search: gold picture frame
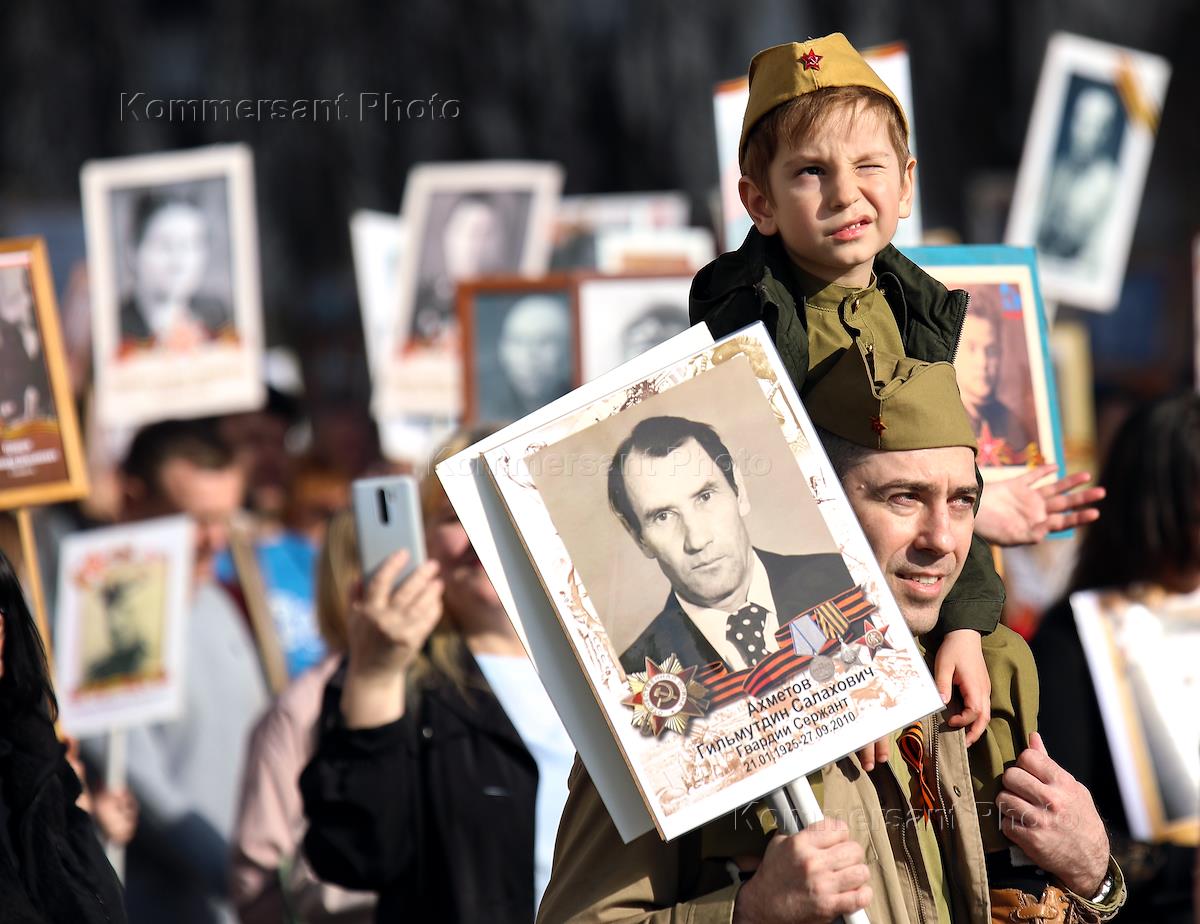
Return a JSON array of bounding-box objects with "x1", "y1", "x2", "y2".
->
[{"x1": 0, "y1": 236, "x2": 89, "y2": 510}]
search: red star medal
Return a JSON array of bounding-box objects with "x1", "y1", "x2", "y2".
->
[
  {"x1": 975, "y1": 421, "x2": 1013, "y2": 467},
  {"x1": 622, "y1": 655, "x2": 711, "y2": 737},
  {"x1": 799, "y1": 48, "x2": 823, "y2": 70},
  {"x1": 854, "y1": 621, "x2": 895, "y2": 660}
]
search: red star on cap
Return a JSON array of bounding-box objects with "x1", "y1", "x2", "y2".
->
[
  {"x1": 799, "y1": 48, "x2": 823, "y2": 70},
  {"x1": 870, "y1": 415, "x2": 887, "y2": 435}
]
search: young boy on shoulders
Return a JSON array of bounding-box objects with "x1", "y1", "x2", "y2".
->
[{"x1": 691, "y1": 33, "x2": 998, "y2": 755}]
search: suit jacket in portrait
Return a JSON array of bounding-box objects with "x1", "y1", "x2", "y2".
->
[{"x1": 619, "y1": 549, "x2": 853, "y2": 674}]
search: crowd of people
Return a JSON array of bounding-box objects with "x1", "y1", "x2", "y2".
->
[{"x1": 0, "y1": 29, "x2": 1195, "y2": 924}]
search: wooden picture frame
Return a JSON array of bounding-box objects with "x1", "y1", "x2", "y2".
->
[
  {"x1": 0, "y1": 237, "x2": 89, "y2": 510},
  {"x1": 457, "y1": 274, "x2": 580, "y2": 424}
]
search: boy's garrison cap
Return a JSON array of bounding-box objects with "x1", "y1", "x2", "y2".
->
[
  {"x1": 807, "y1": 345, "x2": 978, "y2": 453},
  {"x1": 740, "y1": 33, "x2": 910, "y2": 161}
]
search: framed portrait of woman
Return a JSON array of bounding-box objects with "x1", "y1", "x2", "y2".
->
[
  {"x1": 81, "y1": 144, "x2": 265, "y2": 426},
  {"x1": 0, "y1": 237, "x2": 88, "y2": 510}
]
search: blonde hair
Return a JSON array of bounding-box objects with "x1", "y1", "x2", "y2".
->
[
  {"x1": 741, "y1": 86, "x2": 910, "y2": 203},
  {"x1": 315, "y1": 509, "x2": 358, "y2": 653},
  {"x1": 408, "y1": 424, "x2": 502, "y2": 696}
]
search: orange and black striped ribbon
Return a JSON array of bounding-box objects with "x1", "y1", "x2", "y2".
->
[
  {"x1": 898, "y1": 721, "x2": 938, "y2": 824},
  {"x1": 694, "y1": 585, "x2": 876, "y2": 706}
]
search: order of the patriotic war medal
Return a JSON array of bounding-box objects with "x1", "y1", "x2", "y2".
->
[{"x1": 622, "y1": 654, "x2": 711, "y2": 737}]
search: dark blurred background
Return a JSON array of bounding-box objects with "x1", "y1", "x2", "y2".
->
[{"x1": 1, "y1": 0, "x2": 1196, "y2": 422}]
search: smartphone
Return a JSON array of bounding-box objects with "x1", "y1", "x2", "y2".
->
[{"x1": 351, "y1": 475, "x2": 426, "y2": 591}]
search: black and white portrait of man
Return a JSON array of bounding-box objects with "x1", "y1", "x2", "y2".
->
[
  {"x1": 468, "y1": 289, "x2": 575, "y2": 421},
  {"x1": 1034, "y1": 76, "x2": 1125, "y2": 272},
  {"x1": 606, "y1": 415, "x2": 852, "y2": 674}
]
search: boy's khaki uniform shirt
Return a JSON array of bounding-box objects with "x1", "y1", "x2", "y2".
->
[{"x1": 795, "y1": 268, "x2": 907, "y2": 384}]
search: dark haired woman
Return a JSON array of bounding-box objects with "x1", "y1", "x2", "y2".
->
[
  {"x1": 118, "y1": 192, "x2": 233, "y2": 355},
  {"x1": 0, "y1": 550, "x2": 128, "y2": 923},
  {"x1": 1032, "y1": 392, "x2": 1200, "y2": 923}
]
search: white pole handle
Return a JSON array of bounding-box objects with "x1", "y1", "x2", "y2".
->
[
  {"x1": 762, "y1": 781, "x2": 871, "y2": 924},
  {"x1": 104, "y1": 729, "x2": 127, "y2": 882}
]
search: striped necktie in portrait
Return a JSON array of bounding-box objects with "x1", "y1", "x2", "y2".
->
[{"x1": 898, "y1": 721, "x2": 938, "y2": 824}]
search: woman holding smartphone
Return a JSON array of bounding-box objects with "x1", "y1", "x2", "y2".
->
[{"x1": 301, "y1": 429, "x2": 575, "y2": 924}]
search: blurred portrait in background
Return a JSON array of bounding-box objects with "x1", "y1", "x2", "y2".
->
[
  {"x1": 619, "y1": 302, "x2": 690, "y2": 363},
  {"x1": 954, "y1": 283, "x2": 1037, "y2": 463},
  {"x1": 83, "y1": 578, "x2": 151, "y2": 686},
  {"x1": 462, "y1": 284, "x2": 577, "y2": 422},
  {"x1": 1035, "y1": 76, "x2": 1125, "y2": 272},
  {"x1": 408, "y1": 191, "x2": 531, "y2": 344},
  {"x1": 113, "y1": 181, "x2": 236, "y2": 355},
  {"x1": 0, "y1": 264, "x2": 52, "y2": 423}
]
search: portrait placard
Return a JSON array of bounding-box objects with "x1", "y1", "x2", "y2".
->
[
  {"x1": 81, "y1": 144, "x2": 265, "y2": 426},
  {"x1": 457, "y1": 275, "x2": 579, "y2": 424},
  {"x1": 712, "y1": 41, "x2": 922, "y2": 253},
  {"x1": 1006, "y1": 33, "x2": 1171, "y2": 312},
  {"x1": 375, "y1": 161, "x2": 563, "y2": 418},
  {"x1": 54, "y1": 516, "x2": 194, "y2": 737},
  {"x1": 1073, "y1": 588, "x2": 1200, "y2": 845},
  {"x1": 350, "y1": 208, "x2": 406, "y2": 386},
  {"x1": 593, "y1": 228, "x2": 715, "y2": 275},
  {"x1": 576, "y1": 274, "x2": 693, "y2": 383},
  {"x1": 484, "y1": 325, "x2": 942, "y2": 840},
  {"x1": 555, "y1": 192, "x2": 690, "y2": 241},
  {"x1": 903, "y1": 245, "x2": 1065, "y2": 484},
  {"x1": 438, "y1": 324, "x2": 716, "y2": 842},
  {"x1": 0, "y1": 238, "x2": 88, "y2": 510}
]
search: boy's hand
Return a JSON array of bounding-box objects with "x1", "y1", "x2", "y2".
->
[
  {"x1": 975, "y1": 464, "x2": 1105, "y2": 547},
  {"x1": 935, "y1": 628, "x2": 990, "y2": 745},
  {"x1": 854, "y1": 737, "x2": 891, "y2": 772}
]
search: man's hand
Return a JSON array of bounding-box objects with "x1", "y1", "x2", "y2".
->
[
  {"x1": 975, "y1": 465, "x2": 1105, "y2": 547},
  {"x1": 732, "y1": 819, "x2": 871, "y2": 924},
  {"x1": 935, "y1": 628, "x2": 990, "y2": 745},
  {"x1": 997, "y1": 732, "x2": 1110, "y2": 896}
]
